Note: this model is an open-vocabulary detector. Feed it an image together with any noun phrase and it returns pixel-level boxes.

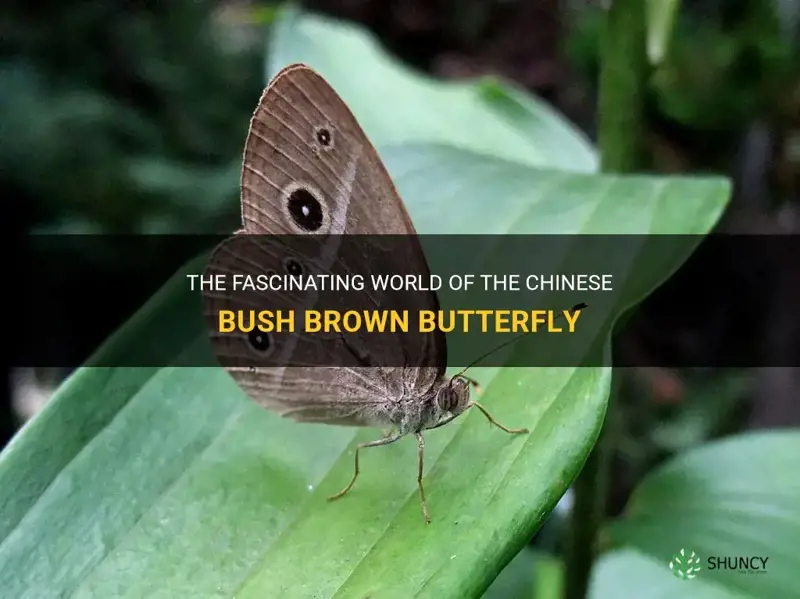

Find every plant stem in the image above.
[598,0,648,174]
[563,375,618,599]
[564,0,648,597]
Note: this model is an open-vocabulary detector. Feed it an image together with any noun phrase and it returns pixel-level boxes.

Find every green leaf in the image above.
[590,549,743,599]
[605,431,800,598]
[381,144,726,236]
[267,7,597,173]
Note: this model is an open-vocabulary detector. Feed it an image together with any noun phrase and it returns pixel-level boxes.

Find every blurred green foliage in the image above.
[568,0,795,133]
[1,0,263,233]
[651,1,791,132]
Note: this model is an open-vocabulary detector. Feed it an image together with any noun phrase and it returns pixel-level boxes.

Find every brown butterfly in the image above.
[202,64,529,524]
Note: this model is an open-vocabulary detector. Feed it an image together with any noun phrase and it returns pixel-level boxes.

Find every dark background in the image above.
[2,0,798,528]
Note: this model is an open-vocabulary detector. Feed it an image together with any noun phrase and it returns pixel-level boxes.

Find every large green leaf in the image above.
[601,431,800,599]
[0,10,731,598]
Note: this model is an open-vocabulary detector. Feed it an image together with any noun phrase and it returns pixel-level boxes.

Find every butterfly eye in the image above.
[437,387,457,412]
[283,257,303,276]
[315,127,333,148]
[248,330,272,353]
[287,187,323,231]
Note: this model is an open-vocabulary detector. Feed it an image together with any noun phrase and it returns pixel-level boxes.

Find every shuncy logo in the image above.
[669,548,702,580]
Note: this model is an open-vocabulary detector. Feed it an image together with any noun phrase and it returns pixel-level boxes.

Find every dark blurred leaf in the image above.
[650,370,752,451]
[484,548,563,599]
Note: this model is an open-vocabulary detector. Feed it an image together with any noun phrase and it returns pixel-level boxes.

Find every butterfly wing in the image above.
[240,63,420,237]
[203,64,445,427]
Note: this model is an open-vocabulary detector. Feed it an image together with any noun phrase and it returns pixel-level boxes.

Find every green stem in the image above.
[563,374,619,599]
[564,0,648,597]
[598,0,648,173]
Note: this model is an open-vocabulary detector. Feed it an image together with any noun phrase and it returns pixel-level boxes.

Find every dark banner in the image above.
[15,234,799,368]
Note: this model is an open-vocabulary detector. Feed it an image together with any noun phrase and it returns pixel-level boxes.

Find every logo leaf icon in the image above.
[670,549,702,580]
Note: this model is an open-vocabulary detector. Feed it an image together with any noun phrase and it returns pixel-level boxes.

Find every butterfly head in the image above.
[435,376,471,417]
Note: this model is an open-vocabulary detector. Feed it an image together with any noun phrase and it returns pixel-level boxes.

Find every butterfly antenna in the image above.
[451,302,588,382]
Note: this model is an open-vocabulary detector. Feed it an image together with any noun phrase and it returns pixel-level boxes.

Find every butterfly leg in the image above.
[415,432,431,524]
[328,433,404,502]
[467,401,529,434]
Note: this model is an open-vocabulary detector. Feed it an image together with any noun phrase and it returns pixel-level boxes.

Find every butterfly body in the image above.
[269,367,470,435]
